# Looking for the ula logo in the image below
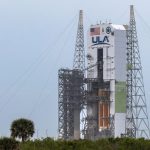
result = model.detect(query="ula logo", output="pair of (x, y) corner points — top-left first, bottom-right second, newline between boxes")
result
(92, 36), (110, 46)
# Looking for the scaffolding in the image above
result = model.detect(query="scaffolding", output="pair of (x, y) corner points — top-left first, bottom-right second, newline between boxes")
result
(58, 69), (84, 140)
(58, 10), (85, 140)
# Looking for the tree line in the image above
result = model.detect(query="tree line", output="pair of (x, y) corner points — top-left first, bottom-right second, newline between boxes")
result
(1, 118), (150, 150)
(2, 136), (150, 150)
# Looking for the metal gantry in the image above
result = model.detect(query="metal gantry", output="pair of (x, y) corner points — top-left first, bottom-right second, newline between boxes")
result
(58, 5), (150, 140)
(58, 10), (85, 140)
(58, 69), (84, 140)
(58, 69), (74, 139)
(125, 5), (150, 138)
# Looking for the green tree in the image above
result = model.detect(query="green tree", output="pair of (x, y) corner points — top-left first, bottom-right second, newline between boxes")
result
(0, 137), (19, 150)
(10, 118), (35, 142)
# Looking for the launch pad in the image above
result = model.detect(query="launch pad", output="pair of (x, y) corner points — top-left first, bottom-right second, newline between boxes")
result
(58, 6), (150, 140)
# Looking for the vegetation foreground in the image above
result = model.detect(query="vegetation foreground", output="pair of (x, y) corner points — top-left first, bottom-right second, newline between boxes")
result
(2, 118), (150, 149)
(1, 137), (150, 150)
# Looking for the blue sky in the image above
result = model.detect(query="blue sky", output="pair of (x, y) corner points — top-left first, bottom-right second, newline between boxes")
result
(0, 0), (150, 138)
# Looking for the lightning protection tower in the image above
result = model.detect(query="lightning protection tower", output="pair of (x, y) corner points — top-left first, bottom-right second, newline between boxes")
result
(125, 5), (150, 138)
(58, 10), (85, 140)
(73, 10), (85, 70)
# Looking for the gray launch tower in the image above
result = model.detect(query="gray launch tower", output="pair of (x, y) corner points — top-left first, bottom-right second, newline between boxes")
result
(58, 5), (150, 140)
(58, 10), (85, 140)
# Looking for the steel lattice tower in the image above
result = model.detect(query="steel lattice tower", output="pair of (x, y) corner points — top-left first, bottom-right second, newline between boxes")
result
(125, 5), (150, 138)
(73, 10), (85, 139)
(58, 10), (85, 140)
(58, 69), (84, 140)
(73, 10), (85, 70)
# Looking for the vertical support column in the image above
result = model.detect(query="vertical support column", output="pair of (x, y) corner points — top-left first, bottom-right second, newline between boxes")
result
(74, 109), (80, 139)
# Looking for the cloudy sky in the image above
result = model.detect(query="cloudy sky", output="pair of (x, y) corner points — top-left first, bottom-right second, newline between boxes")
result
(0, 0), (150, 138)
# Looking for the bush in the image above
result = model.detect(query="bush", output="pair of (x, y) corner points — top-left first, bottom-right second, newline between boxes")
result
(0, 137), (19, 150)
(19, 137), (150, 150)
